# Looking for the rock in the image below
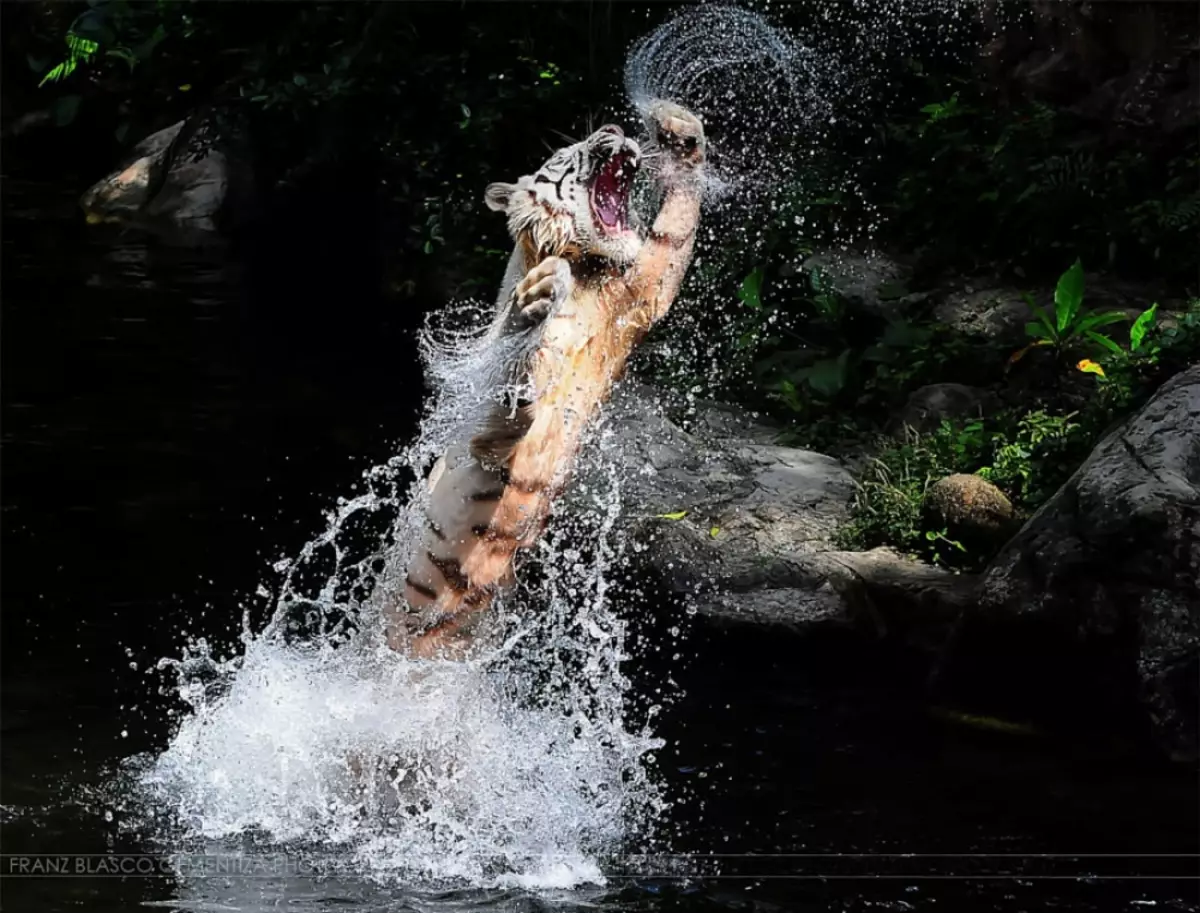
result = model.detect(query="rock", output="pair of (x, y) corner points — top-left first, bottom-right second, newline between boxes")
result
(934, 286), (1035, 345)
(922, 473), (1017, 550)
(80, 108), (253, 235)
(933, 366), (1200, 762)
(890, 383), (997, 437)
(80, 120), (185, 223)
(800, 249), (913, 317)
(590, 385), (973, 645)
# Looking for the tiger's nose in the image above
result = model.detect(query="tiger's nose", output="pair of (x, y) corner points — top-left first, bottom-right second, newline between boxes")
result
(597, 124), (623, 138)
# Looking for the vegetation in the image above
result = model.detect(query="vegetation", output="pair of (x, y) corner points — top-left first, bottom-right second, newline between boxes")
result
(834, 281), (1200, 569)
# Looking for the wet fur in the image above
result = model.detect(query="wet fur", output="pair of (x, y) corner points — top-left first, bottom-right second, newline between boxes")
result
(385, 102), (706, 659)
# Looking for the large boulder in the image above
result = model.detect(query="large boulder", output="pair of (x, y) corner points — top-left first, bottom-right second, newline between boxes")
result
(933, 366), (1200, 761)
(799, 249), (916, 317)
(589, 386), (972, 643)
(890, 383), (997, 437)
(933, 286), (1035, 345)
(80, 108), (253, 235)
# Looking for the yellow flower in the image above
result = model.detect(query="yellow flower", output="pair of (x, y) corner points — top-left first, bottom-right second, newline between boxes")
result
(1076, 359), (1105, 377)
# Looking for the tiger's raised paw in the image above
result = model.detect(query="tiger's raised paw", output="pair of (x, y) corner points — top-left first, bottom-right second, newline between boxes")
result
(510, 256), (572, 330)
(646, 100), (706, 167)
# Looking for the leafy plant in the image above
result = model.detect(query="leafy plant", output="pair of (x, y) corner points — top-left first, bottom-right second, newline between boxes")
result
(835, 421), (989, 567)
(869, 83), (1200, 281)
(977, 410), (1085, 508)
(839, 401), (1107, 567)
(1082, 298), (1200, 414)
(1011, 259), (1128, 364)
(38, 31), (99, 86)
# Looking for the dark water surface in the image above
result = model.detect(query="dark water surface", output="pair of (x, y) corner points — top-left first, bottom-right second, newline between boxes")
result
(2, 178), (1197, 913)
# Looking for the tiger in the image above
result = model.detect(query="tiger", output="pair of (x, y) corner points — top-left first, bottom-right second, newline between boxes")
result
(382, 100), (707, 660)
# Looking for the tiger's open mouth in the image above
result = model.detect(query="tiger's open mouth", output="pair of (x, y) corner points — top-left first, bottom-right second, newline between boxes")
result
(589, 150), (637, 236)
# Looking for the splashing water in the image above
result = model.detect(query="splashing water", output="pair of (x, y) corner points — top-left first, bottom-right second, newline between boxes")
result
(117, 1), (989, 893)
(621, 1), (987, 403)
(625, 2), (835, 202)
(124, 288), (674, 887)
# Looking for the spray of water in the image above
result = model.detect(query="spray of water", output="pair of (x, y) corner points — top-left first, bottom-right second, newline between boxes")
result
(624, 2), (834, 203)
(121, 286), (673, 887)
(110, 0), (991, 894)
(621, 0), (986, 404)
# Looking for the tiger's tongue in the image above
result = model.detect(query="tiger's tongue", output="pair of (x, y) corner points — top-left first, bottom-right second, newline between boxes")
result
(594, 163), (626, 227)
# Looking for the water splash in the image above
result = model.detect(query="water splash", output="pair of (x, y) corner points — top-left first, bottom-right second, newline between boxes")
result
(624, 3), (834, 202)
(123, 284), (675, 888)
(121, 0), (989, 894)
(620, 1), (986, 402)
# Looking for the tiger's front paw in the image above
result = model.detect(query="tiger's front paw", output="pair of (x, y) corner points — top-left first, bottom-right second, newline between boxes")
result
(646, 100), (706, 167)
(511, 256), (572, 329)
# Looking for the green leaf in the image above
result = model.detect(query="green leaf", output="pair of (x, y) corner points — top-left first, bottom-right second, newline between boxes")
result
(1129, 303), (1158, 352)
(1084, 330), (1124, 356)
(738, 267), (764, 311)
(1053, 259), (1085, 333)
(709, 526), (720, 538)
(799, 350), (852, 398)
(656, 510), (688, 521)
(1025, 311), (1055, 340)
(1025, 298), (1058, 340)
(39, 60), (71, 88)
(1075, 311), (1128, 333)
(65, 33), (99, 57)
(1016, 183), (1040, 203)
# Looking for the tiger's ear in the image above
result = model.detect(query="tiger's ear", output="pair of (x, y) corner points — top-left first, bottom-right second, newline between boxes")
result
(485, 182), (519, 212)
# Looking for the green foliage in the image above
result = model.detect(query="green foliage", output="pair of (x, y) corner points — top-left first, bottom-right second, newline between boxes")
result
(837, 406), (1092, 568)
(38, 32), (98, 87)
(834, 421), (983, 567)
(1085, 297), (1200, 414)
(1012, 259), (1128, 363)
(727, 265), (990, 451)
(868, 84), (1200, 281)
(976, 410), (1087, 508)
(34, 0), (173, 100)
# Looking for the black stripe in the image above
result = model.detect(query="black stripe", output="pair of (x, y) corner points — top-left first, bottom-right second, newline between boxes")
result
(405, 576), (437, 600)
(428, 552), (468, 591)
(428, 520), (446, 541)
(472, 523), (520, 543)
(552, 164), (575, 198)
(470, 488), (505, 502)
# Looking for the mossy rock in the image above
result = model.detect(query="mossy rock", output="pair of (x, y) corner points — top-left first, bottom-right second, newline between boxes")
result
(922, 473), (1016, 550)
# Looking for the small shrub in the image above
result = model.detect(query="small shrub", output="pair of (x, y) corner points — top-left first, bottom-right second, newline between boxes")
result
(1010, 259), (1129, 366)
(838, 404), (1107, 567)
(835, 422), (984, 567)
